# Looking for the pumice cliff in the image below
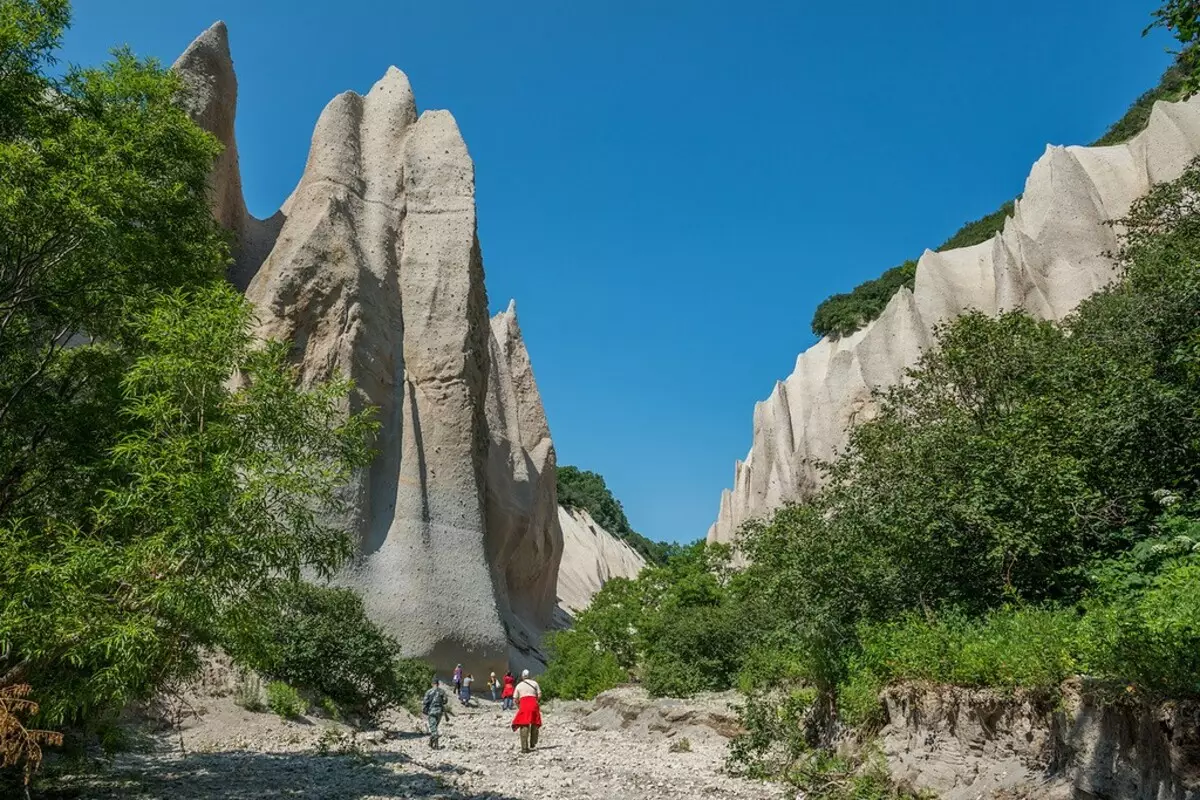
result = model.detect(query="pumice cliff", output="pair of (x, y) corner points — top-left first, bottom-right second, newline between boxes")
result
(709, 93), (1200, 546)
(174, 22), (567, 673)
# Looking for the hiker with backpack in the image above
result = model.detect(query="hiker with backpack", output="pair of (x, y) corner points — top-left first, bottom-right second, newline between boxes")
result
(421, 679), (451, 749)
(510, 669), (543, 753)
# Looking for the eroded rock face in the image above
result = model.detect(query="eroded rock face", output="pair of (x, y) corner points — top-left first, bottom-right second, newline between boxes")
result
(879, 682), (1200, 800)
(709, 96), (1200, 546)
(485, 302), (565, 668)
(174, 22), (565, 674)
(555, 506), (646, 623)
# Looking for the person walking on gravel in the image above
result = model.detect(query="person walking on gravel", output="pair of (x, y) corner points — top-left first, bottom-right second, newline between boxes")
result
(452, 663), (463, 696)
(510, 669), (543, 753)
(489, 671), (499, 702)
(421, 679), (450, 749)
(460, 673), (474, 706)
(501, 671), (515, 711)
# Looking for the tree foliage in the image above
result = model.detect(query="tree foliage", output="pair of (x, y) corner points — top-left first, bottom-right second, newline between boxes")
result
(1147, 1), (1200, 98)
(541, 542), (746, 699)
(0, 3), (376, 785)
(222, 580), (432, 717)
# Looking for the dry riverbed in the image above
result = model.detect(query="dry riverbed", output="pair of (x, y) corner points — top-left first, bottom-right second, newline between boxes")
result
(44, 686), (785, 800)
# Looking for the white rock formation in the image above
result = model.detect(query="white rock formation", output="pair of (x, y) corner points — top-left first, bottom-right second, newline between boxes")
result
(709, 94), (1200, 546)
(555, 506), (646, 621)
(174, 22), (564, 674)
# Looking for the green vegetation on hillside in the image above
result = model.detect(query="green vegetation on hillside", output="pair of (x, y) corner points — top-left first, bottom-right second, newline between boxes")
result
(808, 261), (917, 340)
(546, 155), (1200, 790)
(810, 51), (1192, 340)
(556, 465), (672, 564)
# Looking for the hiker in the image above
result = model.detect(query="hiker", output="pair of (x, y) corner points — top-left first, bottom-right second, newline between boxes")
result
(421, 679), (450, 749)
(452, 663), (463, 695)
(460, 673), (473, 705)
(510, 668), (543, 753)
(489, 671), (499, 702)
(501, 670), (515, 710)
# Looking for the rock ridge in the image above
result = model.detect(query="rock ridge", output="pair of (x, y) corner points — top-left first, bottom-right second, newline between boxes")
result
(709, 94), (1200, 546)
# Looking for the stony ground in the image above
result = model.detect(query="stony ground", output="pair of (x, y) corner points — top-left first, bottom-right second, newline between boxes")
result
(44, 687), (786, 800)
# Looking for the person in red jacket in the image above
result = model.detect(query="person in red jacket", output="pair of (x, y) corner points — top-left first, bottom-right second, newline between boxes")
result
(500, 670), (516, 711)
(510, 669), (542, 753)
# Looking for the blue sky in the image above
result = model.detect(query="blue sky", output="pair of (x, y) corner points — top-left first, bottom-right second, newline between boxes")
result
(62, 1), (1174, 543)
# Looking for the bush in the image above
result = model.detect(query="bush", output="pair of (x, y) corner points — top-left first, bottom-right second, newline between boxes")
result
(266, 682), (306, 719)
(223, 581), (431, 716)
(233, 673), (266, 712)
(392, 658), (436, 715)
(1081, 549), (1200, 696)
(642, 603), (746, 698)
(540, 629), (627, 700)
(851, 607), (1080, 693)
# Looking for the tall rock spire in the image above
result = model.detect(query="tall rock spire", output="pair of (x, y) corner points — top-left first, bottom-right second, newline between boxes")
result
(175, 25), (566, 673)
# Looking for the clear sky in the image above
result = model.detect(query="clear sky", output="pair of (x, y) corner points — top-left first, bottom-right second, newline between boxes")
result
(61, 1), (1175, 543)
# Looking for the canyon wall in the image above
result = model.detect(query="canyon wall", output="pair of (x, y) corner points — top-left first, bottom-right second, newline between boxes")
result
(878, 681), (1200, 800)
(175, 22), (568, 674)
(555, 506), (647, 624)
(709, 93), (1200, 545)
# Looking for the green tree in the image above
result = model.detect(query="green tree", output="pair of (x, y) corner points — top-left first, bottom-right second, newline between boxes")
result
(1, 285), (374, 726)
(1148, 1), (1200, 96)
(223, 580), (432, 717)
(0, 0), (376, 755)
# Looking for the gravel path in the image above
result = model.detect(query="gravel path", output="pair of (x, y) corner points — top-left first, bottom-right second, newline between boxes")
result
(48, 692), (785, 800)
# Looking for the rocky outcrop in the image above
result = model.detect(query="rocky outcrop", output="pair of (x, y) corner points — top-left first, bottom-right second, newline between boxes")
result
(709, 95), (1200, 545)
(878, 681), (1200, 800)
(555, 506), (646, 622)
(568, 687), (744, 742)
(171, 22), (281, 290)
(173, 23), (563, 674)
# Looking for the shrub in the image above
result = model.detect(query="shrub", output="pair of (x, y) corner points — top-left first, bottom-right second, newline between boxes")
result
(234, 673), (266, 712)
(1081, 552), (1200, 696)
(541, 629), (628, 700)
(852, 607), (1080, 692)
(392, 659), (436, 715)
(836, 668), (886, 730)
(318, 697), (341, 720)
(223, 581), (430, 716)
(266, 681), (306, 719)
(642, 603), (746, 698)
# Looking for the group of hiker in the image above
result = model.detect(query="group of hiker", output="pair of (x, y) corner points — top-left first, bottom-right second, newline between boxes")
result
(421, 663), (542, 752)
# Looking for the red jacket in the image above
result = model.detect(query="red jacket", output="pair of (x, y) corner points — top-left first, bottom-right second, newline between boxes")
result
(501, 675), (515, 699)
(511, 694), (542, 729)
